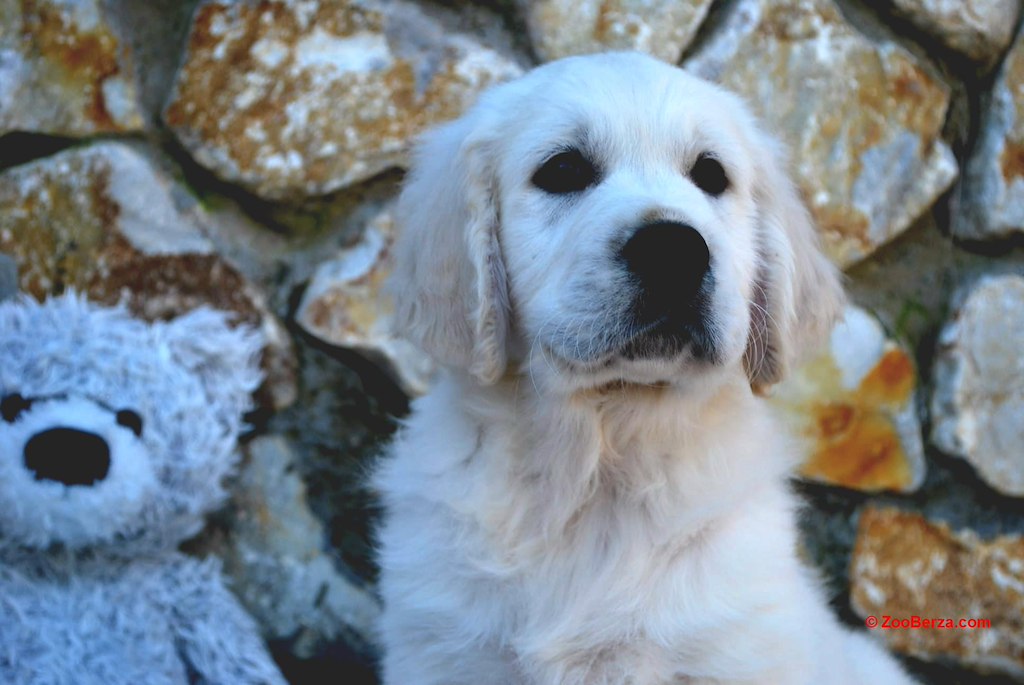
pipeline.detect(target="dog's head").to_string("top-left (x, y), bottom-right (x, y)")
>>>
top-left (391, 52), bottom-right (843, 394)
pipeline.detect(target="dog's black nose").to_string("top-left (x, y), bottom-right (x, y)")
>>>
top-left (24, 428), bottom-right (111, 486)
top-left (619, 222), bottom-right (710, 319)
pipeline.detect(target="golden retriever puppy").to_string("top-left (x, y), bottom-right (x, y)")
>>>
top-left (374, 52), bottom-right (917, 685)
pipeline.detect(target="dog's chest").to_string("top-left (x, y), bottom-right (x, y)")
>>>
top-left (464, 483), bottom-right (757, 683)
top-left (463, 443), bottom-right (720, 643)
top-left (514, 495), bottom-right (701, 614)
top-left (379, 383), bottom-right (807, 681)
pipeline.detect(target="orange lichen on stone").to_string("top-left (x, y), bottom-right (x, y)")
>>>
top-left (811, 204), bottom-right (872, 265)
top-left (860, 347), bottom-right (916, 404)
top-left (803, 405), bottom-right (909, 490)
top-left (794, 346), bottom-right (919, 491)
top-left (1000, 139), bottom-right (1024, 181)
top-left (1002, 37), bottom-right (1024, 174)
top-left (592, 1), bottom-right (650, 44)
top-left (850, 507), bottom-right (1024, 673)
top-left (20, 0), bottom-right (124, 130)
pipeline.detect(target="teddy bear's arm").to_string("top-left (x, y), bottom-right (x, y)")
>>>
top-left (169, 559), bottom-right (287, 685)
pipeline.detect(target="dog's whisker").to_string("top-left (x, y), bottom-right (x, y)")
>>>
top-left (747, 279), bottom-right (784, 382)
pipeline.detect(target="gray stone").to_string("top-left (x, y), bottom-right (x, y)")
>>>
top-left (296, 207), bottom-right (435, 396)
top-left (686, 0), bottom-right (958, 268)
top-left (881, 0), bottom-right (1019, 64)
top-left (164, 0), bottom-right (523, 200)
top-left (222, 435), bottom-right (380, 657)
top-left (523, 0), bottom-right (715, 63)
top-left (932, 274), bottom-right (1024, 497)
top-left (957, 29), bottom-right (1024, 240)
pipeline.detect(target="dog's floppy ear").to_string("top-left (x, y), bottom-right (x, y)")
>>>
top-left (743, 133), bottom-right (845, 394)
top-left (389, 108), bottom-right (510, 385)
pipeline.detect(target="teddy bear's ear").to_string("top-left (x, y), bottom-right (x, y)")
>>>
top-left (159, 308), bottom-right (265, 413)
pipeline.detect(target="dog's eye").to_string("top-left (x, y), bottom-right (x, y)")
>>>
top-left (1, 394), bottom-right (32, 423)
top-left (116, 409), bottom-right (144, 437)
top-left (690, 154), bottom-right (729, 196)
top-left (531, 149), bottom-right (597, 194)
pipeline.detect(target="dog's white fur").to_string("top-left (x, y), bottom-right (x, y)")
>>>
top-left (375, 53), bottom-right (916, 685)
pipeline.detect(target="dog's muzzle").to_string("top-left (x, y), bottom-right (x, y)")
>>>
top-left (619, 221), bottom-right (711, 327)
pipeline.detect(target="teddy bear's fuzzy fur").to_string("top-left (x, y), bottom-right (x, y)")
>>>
top-left (0, 293), bottom-right (286, 685)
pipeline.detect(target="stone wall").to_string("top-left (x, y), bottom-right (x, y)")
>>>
top-left (2, 0), bottom-right (1024, 683)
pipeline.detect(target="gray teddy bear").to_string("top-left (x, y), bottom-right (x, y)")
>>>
top-left (0, 292), bottom-right (287, 685)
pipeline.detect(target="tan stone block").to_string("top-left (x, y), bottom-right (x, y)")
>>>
top-left (851, 507), bottom-right (1024, 677)
top-left (885, 0), bottom-right (1019, 64)
top-left (524, 0), bottom-right (715, 63)
top-left (0, 0), bottom-right (145, 135)
top-left (163, 0), bottom-right (522, 200)
top-left (687, 0), bottom-right (957, 267)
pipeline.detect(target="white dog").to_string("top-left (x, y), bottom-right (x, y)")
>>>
top-left (374, 52), bottom-right (916, 685)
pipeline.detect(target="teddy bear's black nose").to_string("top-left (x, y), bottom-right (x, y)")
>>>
top-left (24, 428), bottom-right (111, 486)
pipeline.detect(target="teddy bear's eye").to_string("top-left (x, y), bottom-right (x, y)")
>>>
top-left (116, 409), bottom-right (144, 437)
top-left (1, 394), bottom-right (32, 423)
